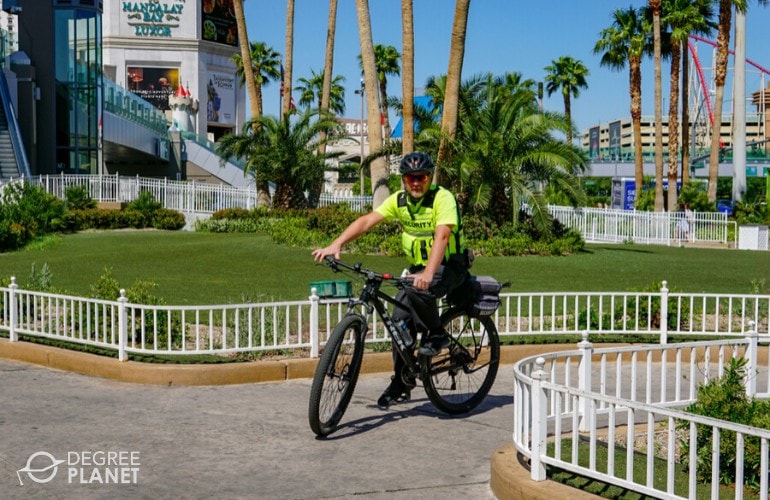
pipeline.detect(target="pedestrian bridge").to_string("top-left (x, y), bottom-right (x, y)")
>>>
top-left (100, 77), bottom-right (254, 188)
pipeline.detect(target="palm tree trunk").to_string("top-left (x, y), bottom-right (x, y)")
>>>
top-left (708, 0), bottom-right (732, 203)
top-left (380, 83), bottom-right (391, 145)
top-left (401, 0), bottom-right (415, 154)
top-left (436, 0), bottom-right (471, 183)
top-left (308, 0), bottom-right (340, 208)
top-left (233, 0), bottom-right (270, 206)
top-left (630, 57), bottom-right (644, 195)
top-left (282, 0), bottom-right (295, 117)
top-left (681, 42), bottom-right (690, 185)
top-left (563, 93), bottom-right (572, 144)
top-left (667, 41), bottom-right (681, 212)
top-left (355, 0), bottom-right (388, 207)
top-left (320, 0), bottom-right (338, 121)
top-left (650, 0), bottom-right (664, 212)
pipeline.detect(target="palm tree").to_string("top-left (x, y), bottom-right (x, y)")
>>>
top-left (707, 0), bottom-right (761, 202)
top-left (436, 0), bottom-right (471, 181)
top-left (401, 0), bottom-right (415, 155)
top-left (230, 41), bottom-right (282, 120)
top-left (594, 7), bottom-right (651, 195)
top-left (543, 56), bottom-right (590, 145)
top-left (295, 69), bottom-right (346, 114)
top-left (359, 45), bottom-right (400, 149)
top-left (662, 0), bottom-right (715, 211)
top-left (375, 45), bottom-right (400, 149)
top-left (320, 0), bottom-right (339, 121)
top-left (677, 0), bottom-right (716, 185)
top-left (354, 0), bottom-right (387, 206)
top-left (281, 0), bottom-right (296, 116)
top-left (217, 109), bottom-right (344, 209)
top-left (649, 0), bottom-right (665, 211)
top-left (231, 0), bottom-right (270, 206)
top-left (450, 74), bottom-right (588, 230)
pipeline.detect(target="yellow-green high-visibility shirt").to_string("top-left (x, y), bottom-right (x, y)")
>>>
top-left (375, 185), bottom-right (464, 267)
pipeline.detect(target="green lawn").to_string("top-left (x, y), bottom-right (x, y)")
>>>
top-left (1, 230), bottom-right (768, 304)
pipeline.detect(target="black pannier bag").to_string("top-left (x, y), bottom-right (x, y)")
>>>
top-left (469, 275), bottom-right (502, 316)
top-left (448, 274), bottom-right (502, 317)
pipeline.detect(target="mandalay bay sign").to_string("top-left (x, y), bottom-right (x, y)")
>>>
top-left (122, 0), bottom-right (186, 38)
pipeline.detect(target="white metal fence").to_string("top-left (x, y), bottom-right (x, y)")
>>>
top-left (2, 279), bottom-right (767, 361)
top-left (548, 204), bottom-right (732, 246)
top-left (3, 278), bottom-right (770, 498)
top-left (513, 332), bottom-right (770, 499)
top-left (3, 175), bottom-right (738, 246)
top-left (27, 174), bottom-right (259, 214)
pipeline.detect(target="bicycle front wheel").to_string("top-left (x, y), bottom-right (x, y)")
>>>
top-left (308, 314), bottom-right (366, 436)
top-left (421, 308), bottom-right (500, 414)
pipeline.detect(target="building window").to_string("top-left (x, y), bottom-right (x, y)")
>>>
top-left (54, 6), bottom-right (102, 174)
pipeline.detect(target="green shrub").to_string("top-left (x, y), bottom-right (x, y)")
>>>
top-left (0, 183), bottom-right (65, 251)
top-left (677, 182), bottom-right (713, 212)
top-left (193, 203), bottom-right (584, 257)
top-left (679, 358), bottom-right (770, 491)
top-left (733, 201), bottom-right (769, 225)
top-left (126, 191), bottom-right (162, 217)
top-left (90, 267), bottom-right (181, 348)
top-left (64, 185), bottom-right (97, 210)
top-left (211, 207), bottom-right (251, 220)
top-left (152, 208), bottom-right (186, 230)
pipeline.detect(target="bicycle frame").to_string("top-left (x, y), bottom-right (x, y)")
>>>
top-left (329, 260), bottom-right (420, 376)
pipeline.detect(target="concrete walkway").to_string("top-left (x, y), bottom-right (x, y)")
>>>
top-left (0, 340), bottom-right (596, 499)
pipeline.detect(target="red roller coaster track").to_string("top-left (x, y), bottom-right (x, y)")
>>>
top-left (687, 34), bottom-right (770, 128)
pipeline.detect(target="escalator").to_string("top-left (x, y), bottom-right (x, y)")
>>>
top-left (0, 69), bottom-right (30, 180)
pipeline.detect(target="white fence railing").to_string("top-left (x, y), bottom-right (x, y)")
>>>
top-left (27, 174), bottom-right (259, 214)
top-left (2, 175), bottom-right (738, 245)
top-left (2, 280), bottom-right (768, 360)
top-left (548, 204), bottom-right (732, 246)
top-left (513, 332), bottom-right (770, 499)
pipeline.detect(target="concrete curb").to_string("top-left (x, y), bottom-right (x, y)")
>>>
top-left (490, 443), bottom-right (600, 499)
top-left (0, 338), bottom-right (596, 386)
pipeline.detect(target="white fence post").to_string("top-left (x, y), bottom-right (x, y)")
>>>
top-left (578, 331), bottom-right (593, 432)
top-left (118, 289), bottom-right (128, 362)
top-left (745, 320), bottom-right (758, 397)
top-left (530, 357), bottom-right (549, 481)
top-left (9, 277), bottom-right (18, 342)
top-left (660, 281), bottom-right (669, 344)
top-left (309, 288), bottom-right (320, 358)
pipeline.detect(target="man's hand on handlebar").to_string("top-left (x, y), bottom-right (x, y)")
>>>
top-left (408, 270), bottom-right (434, 291)
top-left (311, 244), bottom-right (341, 263)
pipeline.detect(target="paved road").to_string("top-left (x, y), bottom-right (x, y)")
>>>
top-left (0, 359), bottom-right (514, 499)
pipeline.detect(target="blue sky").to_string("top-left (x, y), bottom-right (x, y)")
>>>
top-left (243, 0), bottom-right (770, 136)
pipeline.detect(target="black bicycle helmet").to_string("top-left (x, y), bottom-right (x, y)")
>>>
top-left (399, 152), bottom-right (435, 175)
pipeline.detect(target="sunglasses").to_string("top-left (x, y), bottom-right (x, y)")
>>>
top-left (403, 173), bottom-right (429, 183)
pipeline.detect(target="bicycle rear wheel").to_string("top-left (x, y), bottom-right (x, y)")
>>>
top-left (421, 307), bottom-right (500, 414)
top-left (308, 314), bottom-right (366, 436)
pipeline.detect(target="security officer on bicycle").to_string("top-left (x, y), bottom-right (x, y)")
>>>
top-left (312, 151), bottom-right (470, 407)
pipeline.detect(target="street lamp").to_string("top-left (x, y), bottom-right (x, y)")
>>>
top-left (354, 79), bottom-right (365, 196)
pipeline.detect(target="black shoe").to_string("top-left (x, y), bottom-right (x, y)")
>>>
top-left (418, 332), bottom-right (451, 357)
top-left (377, 378), bottom-right (411, 408)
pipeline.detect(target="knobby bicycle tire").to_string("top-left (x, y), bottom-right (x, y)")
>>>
top-left (421, 307), bottom-right (500, 414)
top-left (308, 314), bottom-right (366, 436)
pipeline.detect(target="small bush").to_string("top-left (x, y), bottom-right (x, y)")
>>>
top-left (152, 208), bottom-right (186, 230)
top-left (64, 185), bottom-right (97, 210)
top-left (211, 207), bottom-right (251, 220)
top-left (679, 358), bottom-right (770, 491)
top-left (126, 191), bottom-right (162, 216)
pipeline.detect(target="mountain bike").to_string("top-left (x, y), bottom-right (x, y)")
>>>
top-left (308, 257), bottom-right (500, 437)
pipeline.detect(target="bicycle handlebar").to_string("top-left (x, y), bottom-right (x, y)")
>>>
top-left (323, 256), bottom-right (412, 288)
